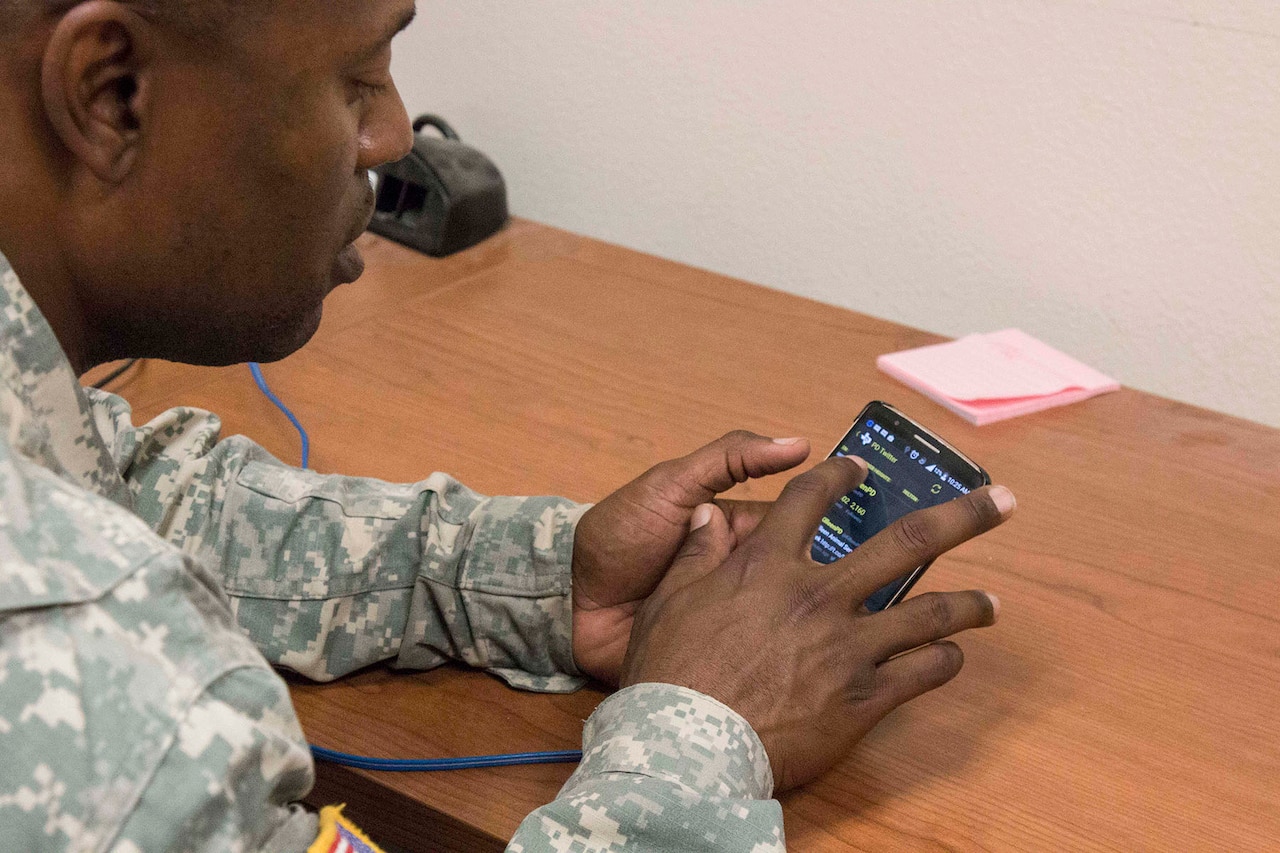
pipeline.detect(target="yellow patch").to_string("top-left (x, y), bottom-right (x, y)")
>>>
top-left (307, 804), bottom-right (385, 853)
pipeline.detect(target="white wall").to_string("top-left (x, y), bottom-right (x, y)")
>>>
top-left (393, 1), bottom-right (1280, 427)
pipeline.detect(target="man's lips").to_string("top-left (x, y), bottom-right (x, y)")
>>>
top-left (347, 204), bottom-right (375, 246)
top-left (333, 243), bottom-right (365, 284)
top-left (332, 206), bottom-right (375, 285)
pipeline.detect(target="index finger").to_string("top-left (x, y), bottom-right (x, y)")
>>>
top-left (833, 485), bottom-right (1015, 602)
top-left (750, 456), bottom-right (869, 556)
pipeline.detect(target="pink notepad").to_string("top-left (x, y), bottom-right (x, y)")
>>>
top-left (876, 329), bottom-right (1120, 425)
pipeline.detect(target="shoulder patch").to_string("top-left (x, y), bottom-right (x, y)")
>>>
top-left (307, 804), bottom-right (385, 853)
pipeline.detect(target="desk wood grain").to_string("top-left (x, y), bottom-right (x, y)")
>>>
top-left (95, 220), bottom-right (1280, 851)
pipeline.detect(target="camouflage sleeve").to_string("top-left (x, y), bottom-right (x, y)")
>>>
top-left (85, 388), bottom-right (589, 691)
top-left (111, 667), bottom-right (322, 853)
top-left (508, 684), bottom-right (786, 852)
top-left (0, 441), bottom-right (319, 852)
top-left (2, 613), bottom-right (320, 853)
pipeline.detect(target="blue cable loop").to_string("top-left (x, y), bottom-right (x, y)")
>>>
top-left (248, 362), bottom-right (583, 772)
top-left (310, 745), bottom-right (583, 772)
top-left (248, 363), bottom-right (310, 469)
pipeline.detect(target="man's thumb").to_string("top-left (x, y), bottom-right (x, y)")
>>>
top-left (658, 431), bottom-right (811, 506)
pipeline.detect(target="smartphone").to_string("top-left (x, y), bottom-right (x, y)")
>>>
top-left (811, 401), bottom-right (990, 611)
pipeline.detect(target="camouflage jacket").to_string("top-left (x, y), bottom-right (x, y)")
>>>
top-left (0, 256), bottom-right (785, 852)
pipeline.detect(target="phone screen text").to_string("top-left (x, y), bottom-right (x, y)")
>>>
top-left (810, 413), bottom-right (978, 610)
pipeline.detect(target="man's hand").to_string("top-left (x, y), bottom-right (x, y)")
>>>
top-left (619, 456), bottom-right (1014, 792)
top-left (571, 431), bottom-right (812, 685)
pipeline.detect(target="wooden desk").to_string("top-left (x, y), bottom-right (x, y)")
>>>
top-left (96, 220), bottom-right (1279, 851)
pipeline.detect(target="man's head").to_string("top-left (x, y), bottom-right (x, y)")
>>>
top-left (0, 0), bottom-right (415, 370)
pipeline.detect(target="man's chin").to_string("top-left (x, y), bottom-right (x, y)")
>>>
top-left (144, 304), bottom-right (325, 367)
top-left (239, 306), bottom-right (325, 365)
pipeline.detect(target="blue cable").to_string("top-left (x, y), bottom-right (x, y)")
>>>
top-left (310, 745), bottom-right (583, 772)
top-left (248, 363), bottom-right (310, 469)
top-left (248, 363), bottom-right (583, 772)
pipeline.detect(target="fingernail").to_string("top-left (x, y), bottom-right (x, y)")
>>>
top-left (772, 436), bottom-right (805, 445)
top-left (690, 503), bottom-right (715, 531)
top-left (990, 486), bottom-right (1016, 516)
top-left (986, 593), bottom-right (1000, 621)
top-left (839, 455), bottom-right (868, 473)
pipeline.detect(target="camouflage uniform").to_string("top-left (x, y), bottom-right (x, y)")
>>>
top-left (0, 254), bottom-right (786, 852)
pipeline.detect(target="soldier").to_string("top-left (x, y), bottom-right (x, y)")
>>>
top-left (0, 1), bottom-right (1014, 850)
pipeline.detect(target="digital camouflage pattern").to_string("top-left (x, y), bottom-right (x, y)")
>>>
top-left (512, 684), bottom-right (784, 852)
top-left (0, 254), bottom-right (786, 851)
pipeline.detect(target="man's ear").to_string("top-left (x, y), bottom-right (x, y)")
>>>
top-left (41, 1), bottom-right (154, 184)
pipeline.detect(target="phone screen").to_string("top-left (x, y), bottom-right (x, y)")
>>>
top-left (810, 402), bottom-right (989, 611)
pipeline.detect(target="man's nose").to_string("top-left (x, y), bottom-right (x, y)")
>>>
top-left (358, 85), bottom-right (414, 170)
